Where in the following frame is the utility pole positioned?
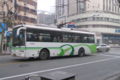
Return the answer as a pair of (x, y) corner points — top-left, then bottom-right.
(0, 0), (5, 54)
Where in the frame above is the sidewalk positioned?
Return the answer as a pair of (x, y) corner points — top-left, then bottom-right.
(111, 47), (120, 48)
(0, 51), (11, 56)
(111, 45), (120, 48)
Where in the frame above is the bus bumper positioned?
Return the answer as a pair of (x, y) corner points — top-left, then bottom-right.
(12, 52), (26, 58)
(11, 50), (27, 58)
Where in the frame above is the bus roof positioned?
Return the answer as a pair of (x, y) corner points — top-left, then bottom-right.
(14, 24), (95, 35)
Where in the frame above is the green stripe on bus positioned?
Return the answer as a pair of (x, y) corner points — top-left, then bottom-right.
(73, 44), (96, 53)
(87, 45), (96, 53)
(12, 44), (96, 56)
(58, 44), (74, 56)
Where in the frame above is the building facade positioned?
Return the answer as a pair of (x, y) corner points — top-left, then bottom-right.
(56, 0), (120, 46)
(14, 0), (37, 25)
(0, 0), (37, 29)
(0, 0), (3, 23)
(38, 11), (55, 25)
(0, 0), (37, 54)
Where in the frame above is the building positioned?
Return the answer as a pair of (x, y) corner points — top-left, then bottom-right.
(14, 0), (37, 25)
(0, 0), (3, 23)
(56, 0), (120, 46)
(0, 0), (37, 31)
(0, 0), (37, 54)
(38, 11), (55, 25)
(1, 0), (37, 24)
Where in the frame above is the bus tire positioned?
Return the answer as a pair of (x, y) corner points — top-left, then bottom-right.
(39, 49), (50, 60)
(78, 48), (85, 57)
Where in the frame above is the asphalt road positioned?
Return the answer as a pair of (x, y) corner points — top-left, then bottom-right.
(0, 48), (120, 80)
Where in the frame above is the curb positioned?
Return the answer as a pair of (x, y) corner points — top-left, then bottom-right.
(0, 53), (11, 56)
(111, 47), (120, 48)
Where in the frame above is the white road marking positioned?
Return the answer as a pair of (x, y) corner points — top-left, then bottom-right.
(99, 54), (120, 58)
(0, 57), (119, 80)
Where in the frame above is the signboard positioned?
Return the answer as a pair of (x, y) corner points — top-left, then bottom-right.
(67, 22), (76, 28)
(0, 23), (7, 32)
(0, 27), (2, 32)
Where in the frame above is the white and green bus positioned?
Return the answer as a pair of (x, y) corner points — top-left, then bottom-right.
(12, 25), (97, 59)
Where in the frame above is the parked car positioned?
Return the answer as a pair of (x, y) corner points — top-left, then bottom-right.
(97, 44), (110, 52)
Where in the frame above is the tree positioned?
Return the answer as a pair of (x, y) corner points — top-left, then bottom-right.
(0, 0), (16, 54)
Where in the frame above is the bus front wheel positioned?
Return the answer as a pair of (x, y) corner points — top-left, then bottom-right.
(78, 48), (85, 57)
(39, 49), (50, 60)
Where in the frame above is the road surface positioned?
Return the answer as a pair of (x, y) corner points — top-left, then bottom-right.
(0, 48), (120, 80)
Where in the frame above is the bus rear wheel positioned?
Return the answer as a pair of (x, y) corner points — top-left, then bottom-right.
(78, 48), (85, 57)
(39, 49), (49, 60)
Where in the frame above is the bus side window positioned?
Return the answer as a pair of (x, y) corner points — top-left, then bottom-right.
(38, 35), (43, 42)
(34, 34), (39, 41)
(30, 34), (35, 41)
(50, 33), (58, 42)
(58, 35), (63, 42)
(75, 36), (79, 43)
(53, 37), (57, 42)
(26, 33), (33, 41)
(38, 33), (43, 42)
(83, 36), (87, 43)
(68, 34), (73, 42)
(79, 35), (85, 43)
(56, 32), (63, 42)
(89, 35), (95, 43)
(26, 34), (31, 41)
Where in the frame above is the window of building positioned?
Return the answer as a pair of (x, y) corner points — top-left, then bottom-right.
(106, 0), (108, 11)
(77, 0), (85, 14)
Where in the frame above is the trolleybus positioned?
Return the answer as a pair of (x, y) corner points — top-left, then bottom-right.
(12, 25), (96, 59)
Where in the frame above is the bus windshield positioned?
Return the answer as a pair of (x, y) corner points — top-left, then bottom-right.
(13, 27), (25, 46)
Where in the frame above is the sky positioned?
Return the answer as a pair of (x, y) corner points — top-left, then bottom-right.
(37, 0), (56, 13)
